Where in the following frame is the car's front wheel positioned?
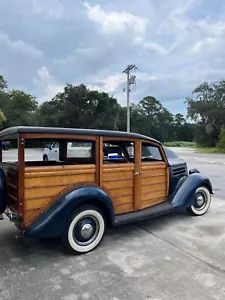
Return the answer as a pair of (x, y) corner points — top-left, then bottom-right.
(186, 186), (211, 216)
(62, 205), (105, 254)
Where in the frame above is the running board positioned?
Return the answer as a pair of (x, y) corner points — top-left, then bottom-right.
(114, 201), (174, 226)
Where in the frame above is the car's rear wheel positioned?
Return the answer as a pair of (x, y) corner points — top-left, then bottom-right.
(62, 205), (105, 254)
(186, 186), (211, 216)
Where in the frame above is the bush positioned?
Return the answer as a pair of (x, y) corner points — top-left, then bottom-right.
(217, 128), (225, 149)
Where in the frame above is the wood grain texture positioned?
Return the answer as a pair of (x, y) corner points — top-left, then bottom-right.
(134, 140), (142, 210)
(140, 161), (168, 209)
(18, 134), (25, 226)
(23, 164), (96, 226)
(102, 163), (135, 214)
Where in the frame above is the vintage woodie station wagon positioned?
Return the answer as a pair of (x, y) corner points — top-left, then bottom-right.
(0, 126), (212, 254)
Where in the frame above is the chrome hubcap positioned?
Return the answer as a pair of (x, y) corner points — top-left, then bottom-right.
(73, 216), (99, 246)
(196, 194), (204, 206)
(80, 223), (94, 240)
(194, 191), (207, 210)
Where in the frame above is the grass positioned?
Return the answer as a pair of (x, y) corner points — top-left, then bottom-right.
(163, 141), (196, 147)
(195, 146), (225, 154)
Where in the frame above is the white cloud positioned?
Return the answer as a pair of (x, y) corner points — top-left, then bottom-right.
(84, 2), (148, 39)
(33, 66), (64, 101)
(84, 2), (174, 55)
(87, 73), (125, 93)
(191, 21), (225, 54)
(0, 31), (43, 58)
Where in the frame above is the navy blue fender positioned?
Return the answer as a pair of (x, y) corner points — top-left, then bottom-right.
(24, 185), (115, 239)
(170, 173), (213, 208)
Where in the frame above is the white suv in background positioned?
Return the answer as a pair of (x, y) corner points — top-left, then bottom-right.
(43, 142), (92, 161)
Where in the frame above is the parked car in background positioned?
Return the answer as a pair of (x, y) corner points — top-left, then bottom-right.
(43, 141), (91, 161)
(0, 127), (212, 254)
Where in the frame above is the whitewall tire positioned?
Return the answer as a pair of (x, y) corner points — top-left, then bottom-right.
(62, 205), (105, 254)
(186, 186), (211, 216)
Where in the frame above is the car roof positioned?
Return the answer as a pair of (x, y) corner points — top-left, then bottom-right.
(0, 126), (161, 144)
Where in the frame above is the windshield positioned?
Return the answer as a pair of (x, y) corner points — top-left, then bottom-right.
(163, 147), (180, 159)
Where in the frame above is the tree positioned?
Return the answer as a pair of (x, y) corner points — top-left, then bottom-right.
(0, 109), (6, 128)
(0, 75), (8, 128)
(36, 84), (121, 130)
(217, 128), (225, 149)
(172, 113), (194, 141)
(1, 90), (38, 127)
(0, 73), (196, 143)
(0, 75), (7, 91)
(187, 80), (225, 146)
(136, 96), (173, 141)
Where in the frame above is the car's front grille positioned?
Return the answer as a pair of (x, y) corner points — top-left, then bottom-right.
(172, 166), (187, 176)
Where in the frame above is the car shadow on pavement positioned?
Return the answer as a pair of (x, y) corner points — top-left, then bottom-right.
(0, 209), (189, 260)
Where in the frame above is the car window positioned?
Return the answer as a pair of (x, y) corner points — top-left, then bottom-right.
(142, 143), (162, 161)
(163, 147), (179, 159)
(52, 142), (59, 149)
(103, 141), (133, 163)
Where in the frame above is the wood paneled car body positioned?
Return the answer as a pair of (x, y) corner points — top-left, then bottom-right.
(0, 127), (212, 254)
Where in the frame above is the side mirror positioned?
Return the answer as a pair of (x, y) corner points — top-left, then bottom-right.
(189, 168), (200, 175)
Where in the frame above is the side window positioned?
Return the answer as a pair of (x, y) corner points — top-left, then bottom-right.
(24, 139), (95, 165)
(142, 143), (163, 161)
(103, 141), (134, 163)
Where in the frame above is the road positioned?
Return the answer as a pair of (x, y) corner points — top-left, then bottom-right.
(171, 147), (225, 199)
(1, 198), (225, 300)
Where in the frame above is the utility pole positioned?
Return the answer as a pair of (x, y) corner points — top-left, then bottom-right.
(122, 64), (137, 132)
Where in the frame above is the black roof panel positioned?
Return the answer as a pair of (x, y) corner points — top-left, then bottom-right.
(0, 126), (160, 144)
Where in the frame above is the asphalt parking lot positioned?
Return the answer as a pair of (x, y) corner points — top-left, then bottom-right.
(0, 148), (225, 300)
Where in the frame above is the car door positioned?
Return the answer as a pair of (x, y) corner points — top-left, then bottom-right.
(48, 142), (59, 161)
(101, 138), (137, 214)
(140, 141), (169, 209)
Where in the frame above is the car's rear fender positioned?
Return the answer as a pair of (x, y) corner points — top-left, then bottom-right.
(170, 173), (213, 208)
(24, 185), (114, 239)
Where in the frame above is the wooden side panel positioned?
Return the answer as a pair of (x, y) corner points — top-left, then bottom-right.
(23, 164), (96, 226)
(1, 163), (19, 213)
(102, 163), (135, 214)
(140, 162), (168, 209)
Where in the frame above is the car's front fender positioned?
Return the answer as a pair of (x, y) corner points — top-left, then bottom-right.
(170, 173), (213, 208)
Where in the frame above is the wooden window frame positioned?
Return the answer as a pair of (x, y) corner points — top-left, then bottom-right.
(17, 133), (98, 228)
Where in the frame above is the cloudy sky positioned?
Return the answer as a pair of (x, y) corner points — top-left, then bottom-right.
(0, 0), (225, 113)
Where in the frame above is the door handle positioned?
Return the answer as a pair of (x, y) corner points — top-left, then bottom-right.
(134, 169), (141, 176)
